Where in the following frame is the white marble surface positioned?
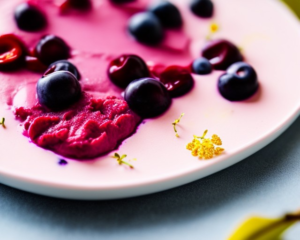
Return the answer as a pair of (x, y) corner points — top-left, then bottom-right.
(1, 116), (300, 239)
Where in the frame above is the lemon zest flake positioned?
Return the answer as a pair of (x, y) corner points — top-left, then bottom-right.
(186, 130), (224, 160)
(0, 117), (6, 128)
(172, 113), (184, 137)
(112, 153), (134, 169)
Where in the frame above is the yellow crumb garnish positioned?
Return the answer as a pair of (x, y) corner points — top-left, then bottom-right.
(112, 153), (134, 169)
(211, 134), (222, 145)
(186, 130), (224, 160)
(210, 22), (219, 33)
(206, 22), (220, 40)
(172, 113), (184, 137)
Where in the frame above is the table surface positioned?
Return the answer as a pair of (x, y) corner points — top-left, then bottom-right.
(1, 113), (300, 239)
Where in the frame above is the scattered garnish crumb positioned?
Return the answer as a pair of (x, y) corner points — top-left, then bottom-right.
(113, 153), (134, 169)
(186, 130), (224, 160)
(0, 117), (6, 128)
(172, 113), (184, 137)
(58, 159), (68, 166)
(206, 22), (219, 40)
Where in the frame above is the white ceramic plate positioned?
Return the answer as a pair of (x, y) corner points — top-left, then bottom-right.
(0, 0), (300, 199)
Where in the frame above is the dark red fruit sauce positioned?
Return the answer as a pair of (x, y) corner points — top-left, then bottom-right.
(159, 65), (194, 97)
(15, 94), (140, 159)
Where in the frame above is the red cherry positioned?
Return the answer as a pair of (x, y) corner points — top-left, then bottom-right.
(0, 34), (25, 70)
(43, 64), (56, 77)
(108, 54), (150, 89)
(159, 65), (194, 97)
(25, 56), (48, 73)
(58, 0), (92, 13)
(201, 39), (243, 70)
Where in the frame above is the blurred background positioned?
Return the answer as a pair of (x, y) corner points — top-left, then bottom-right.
(282, 0), (300, 18)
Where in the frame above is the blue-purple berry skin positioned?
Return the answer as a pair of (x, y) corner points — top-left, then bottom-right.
(192, 57), (212, 75)
(148, 1), (183, 29)
(37, 71), (81, 110)
(58, 159), (68, 166)
(48, 60), (81, 80)
(128, 12), (164, 45)
(124, 78), (171, 118)
(218, 62), (258, 101)
(14, 3), (47, 32)
(190, 0), (214, 18)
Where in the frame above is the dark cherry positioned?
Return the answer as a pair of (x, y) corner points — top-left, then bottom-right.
(202, 39), (243, 70)
(148, 1), (183, 29)
(0, 34), (25, 71)
(218, 62), (258, 101)
(148, 63), (166, 79)
(25, 56), (48, 73)
(191, 57), (212, 75)
(128, 12), (164, 45)
(108, 54), (150, 88)
(46, 60), (81, 80)
(124, 78), (171, 118)
(14, 2), (47, 32)
(37, 71), (81, 110)
(159, 66), (194, 98)
(190, 0), (214, 18)
(35, 35), (70, 65)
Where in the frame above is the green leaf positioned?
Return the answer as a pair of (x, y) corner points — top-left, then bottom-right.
(228, 213), (300, 240)
(281, 0), (300, 19)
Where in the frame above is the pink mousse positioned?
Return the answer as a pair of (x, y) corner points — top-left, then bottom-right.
(15, 93), (140, 159)
(0, 0), (191, 160)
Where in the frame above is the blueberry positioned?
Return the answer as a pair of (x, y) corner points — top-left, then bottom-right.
(46, 60), (81, 80)
(218, 62), (259, 101)
(191, 57), (212, 74)
(124, 78), (171, 118)
(14, 3), (47, 32)
(37, 71), (81, 110)
(190, 0), (214, 18)
(108, 54), (149, 89)
(148, 1), (182, 29)
(35, 35), (70, 65)
(128, 12), (164, 45)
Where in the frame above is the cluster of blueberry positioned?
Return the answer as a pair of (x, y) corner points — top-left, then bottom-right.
(14, 0), (92, 31)
(196, 39), (259, 101)
(127, 0), (214, 45)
